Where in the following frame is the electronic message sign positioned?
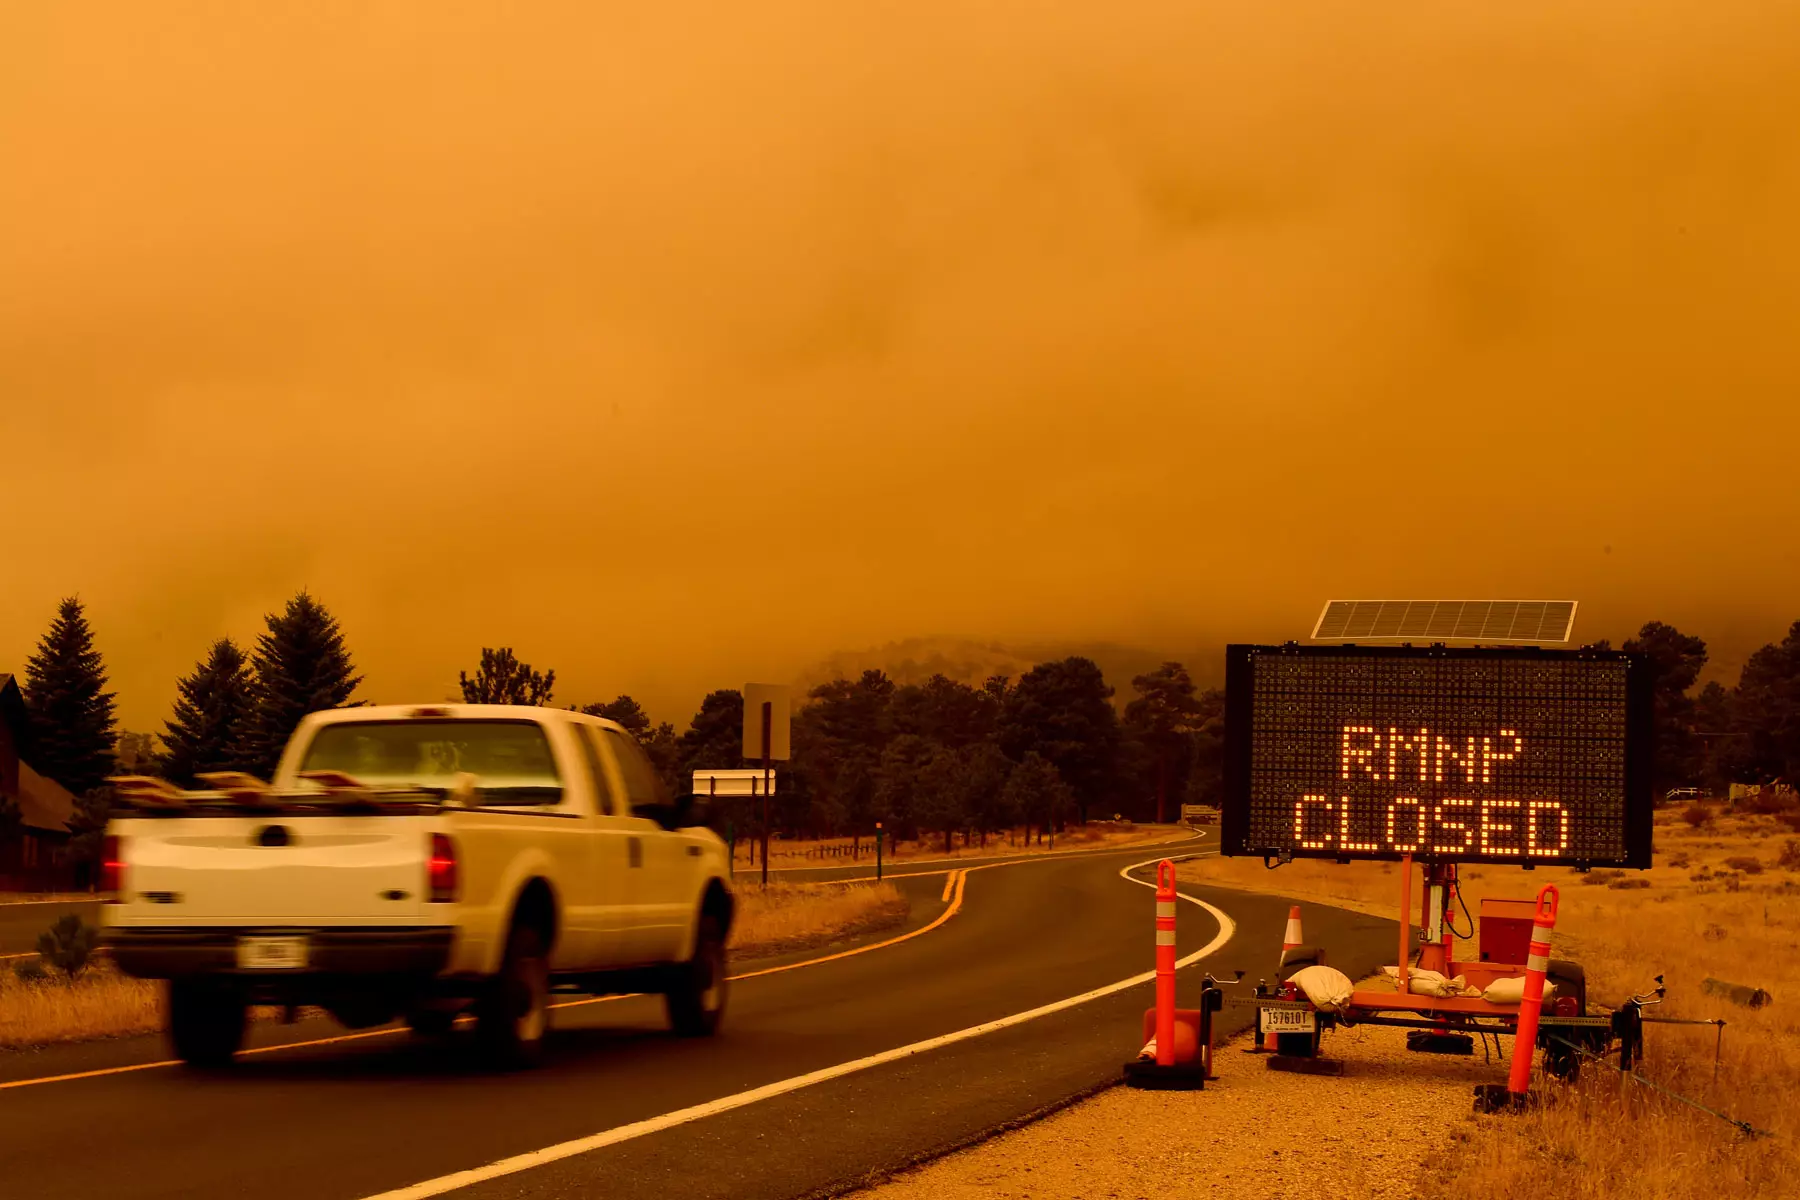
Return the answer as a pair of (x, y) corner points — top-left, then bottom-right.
(1222, 645), (1653, 868)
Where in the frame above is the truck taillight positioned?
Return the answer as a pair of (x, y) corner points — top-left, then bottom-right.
(101, 834), (124, 900)
(429, 833), (458, 903)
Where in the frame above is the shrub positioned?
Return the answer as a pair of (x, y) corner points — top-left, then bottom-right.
(1781, 840), (1800, 871)
(1724, 856), (1766, 875)
(1747, 789), (1797, 815)
(35, 914), (97, 980)
(1779, 811), (1800, 834)
(1667, 852), (1692, 869)
(11, 958), (49, 983)
(1682, 802), (1714, 828)
(1608, 877), (1653, 890)
(1582, 869), (1627, 886)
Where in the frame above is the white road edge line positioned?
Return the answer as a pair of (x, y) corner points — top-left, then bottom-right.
(355, 852), (1233, 1200)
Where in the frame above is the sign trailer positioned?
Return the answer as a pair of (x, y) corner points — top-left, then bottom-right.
(1218, 641), (1660, 1093)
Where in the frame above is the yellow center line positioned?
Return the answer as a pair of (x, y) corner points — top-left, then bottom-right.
(0, 869), (980, 1092)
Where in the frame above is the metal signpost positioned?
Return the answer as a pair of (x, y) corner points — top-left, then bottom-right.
(742, 684), (792, 888)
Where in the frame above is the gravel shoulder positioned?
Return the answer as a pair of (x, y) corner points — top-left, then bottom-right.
(847, 988), (1497, 1200)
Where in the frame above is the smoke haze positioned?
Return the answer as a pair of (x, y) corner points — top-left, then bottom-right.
(3, 2), (1797, 727)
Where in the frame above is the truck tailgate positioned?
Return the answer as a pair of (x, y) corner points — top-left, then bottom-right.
(113, 815), (434, 926)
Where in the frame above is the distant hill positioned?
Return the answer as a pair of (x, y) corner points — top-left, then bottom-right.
(791, 637), (1225, 704)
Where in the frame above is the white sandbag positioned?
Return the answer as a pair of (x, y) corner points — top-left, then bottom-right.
(1289, 965), (1356, 1012)
(1381, 965), (1479, 998)
(1482, 975), (1559, 1005)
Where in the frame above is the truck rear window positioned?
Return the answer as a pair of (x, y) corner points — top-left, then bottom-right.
(299, 720), (563, 805)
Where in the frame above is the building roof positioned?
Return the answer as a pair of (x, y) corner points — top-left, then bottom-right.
(17, 761), (74, 834)
(0, 672), (71, 833)
(0, 674), (32, 758)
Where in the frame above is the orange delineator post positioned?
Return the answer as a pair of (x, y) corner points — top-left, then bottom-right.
(1154, 859), (1178, 1068)
(1506, 884), (1561, 1097)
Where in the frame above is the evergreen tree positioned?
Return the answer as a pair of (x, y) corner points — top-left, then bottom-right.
(638, 721), (683, 796)
(998, 657), (1119, 825)
(22, 596), (118, 796)
(679, 689), (746, 774)
(1623, 621), (1709, 794)
(161, 639), (256, 786)
(581, 694), (651, 738)
(1001, 752), (1074, 844)
(459, 647), (554, 705)
(1124, 662), (1203, 824)
(236, 591), (363, 779)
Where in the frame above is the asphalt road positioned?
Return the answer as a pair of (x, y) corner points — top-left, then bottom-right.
(0, 832), (1196, 954)
(0, 831), (1398, 1200)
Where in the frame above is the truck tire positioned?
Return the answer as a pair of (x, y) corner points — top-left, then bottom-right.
(665, 913), (728, 1037)
(476, 925), (550, 1068)
(406, 1007), (458, 1038)
(167, 979), (247, 1068)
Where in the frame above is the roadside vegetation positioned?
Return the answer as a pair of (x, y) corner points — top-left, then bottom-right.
(750, 820), (1184, 870)
(1188, 803), (1800, 1197)
(730, 880), (907, 958)
(1, 880), (908, 1051)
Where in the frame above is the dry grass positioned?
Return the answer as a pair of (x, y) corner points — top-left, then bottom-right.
(1184, 808), (1800, 1197)
(750, 822), (1184, 869)
(0, 960), (162, 1050)
(730, 880), (909, 959)
(0, 881), (909, 1051)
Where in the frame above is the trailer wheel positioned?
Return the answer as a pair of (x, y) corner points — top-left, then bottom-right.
(1277, 945), (1325, 981)
(1546, 960), (1587, 1015)
(167, 979), (247, 1068)
(1274, 1029), (1321, 1057)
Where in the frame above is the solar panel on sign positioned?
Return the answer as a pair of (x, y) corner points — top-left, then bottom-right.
(1311, 600), (1577, 643)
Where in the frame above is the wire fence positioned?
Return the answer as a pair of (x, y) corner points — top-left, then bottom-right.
(1545, 1033), (1774, 1140)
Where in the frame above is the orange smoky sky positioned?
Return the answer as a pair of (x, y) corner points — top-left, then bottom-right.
(3, 2), (1798, 732)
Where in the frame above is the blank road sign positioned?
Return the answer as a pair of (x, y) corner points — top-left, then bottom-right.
(1311, 600), (1578, 644)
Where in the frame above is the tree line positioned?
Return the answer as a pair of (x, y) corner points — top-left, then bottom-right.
(7, 593), (1800, 870)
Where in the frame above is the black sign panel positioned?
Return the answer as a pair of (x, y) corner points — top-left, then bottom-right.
(1222, 645), (1653, 868)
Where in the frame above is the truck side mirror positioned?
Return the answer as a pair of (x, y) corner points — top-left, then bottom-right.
(672, 792), (707, 829)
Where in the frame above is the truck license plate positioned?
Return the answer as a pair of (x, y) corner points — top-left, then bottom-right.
(237, 936), (309, 970)
(1260, 1007), (1316, 1034)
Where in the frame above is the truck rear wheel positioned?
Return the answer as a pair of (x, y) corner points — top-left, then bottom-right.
(666, 913), (728, 1037)
(477, 925), (549, 1068)
(167, 979), (247, 1068)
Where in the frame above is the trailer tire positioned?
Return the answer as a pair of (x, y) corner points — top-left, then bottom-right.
(1546, 959), (1587, 1016)
(1277, 945), (1325, 981)
(167, 979), (247, 1068)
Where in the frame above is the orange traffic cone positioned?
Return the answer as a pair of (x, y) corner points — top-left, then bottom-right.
(1278, 905), (1303, 968)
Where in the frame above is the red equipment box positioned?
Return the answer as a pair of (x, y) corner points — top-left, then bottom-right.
(1478, 898), (1539, 965)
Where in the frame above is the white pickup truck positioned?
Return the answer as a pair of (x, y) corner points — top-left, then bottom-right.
(100, 704), (736, 1068)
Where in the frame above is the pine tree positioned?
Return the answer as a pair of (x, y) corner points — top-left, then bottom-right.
(459, 648), (555, 706)
(161, 639), (256, 786)
(579, 694), (650, 737)
(22, 597), (118, 795)
(236, 592), (363, 779)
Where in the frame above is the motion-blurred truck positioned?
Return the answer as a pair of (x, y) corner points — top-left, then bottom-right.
(100, 704), (735, 1068)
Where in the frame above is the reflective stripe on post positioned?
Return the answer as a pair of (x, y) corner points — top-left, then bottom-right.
(1506, 883), (1560, 1097)
(1155, 860), (1178, 1067)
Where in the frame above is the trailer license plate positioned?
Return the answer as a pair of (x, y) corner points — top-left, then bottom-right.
(237, 936), (309, 970)
(1260, 1008), (1316, 1034)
